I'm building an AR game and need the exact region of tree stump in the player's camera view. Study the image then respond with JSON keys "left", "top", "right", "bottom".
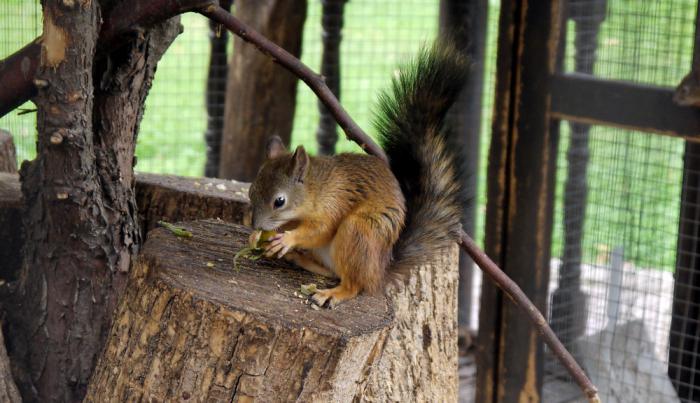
{"left": 135, "top": 173, "right": 251, "bottom": 232}
{"left": 0, "top": 130, "right": 16, "bottom": 174}
{"left": 86, "top": 219, "right": 459, "bottom": 402}
{"left": 0, "top": 172, "right": 25, "bottom": 281}
{"left": 0, "top": 329, "right": 21, "bottom": 403}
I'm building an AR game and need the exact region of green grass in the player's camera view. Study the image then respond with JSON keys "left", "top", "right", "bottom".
{"left": 0, "top": 0, "right": 696, "bottom": 271}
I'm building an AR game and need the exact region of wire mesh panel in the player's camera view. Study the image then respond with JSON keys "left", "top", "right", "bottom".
{"left": 292, "top": 0, "right": 440, "bottom": 155}
{"left": 563, "top": 0, "right": 696, "bottom": 85}
{"left": 547, "top": 0, "right": 699, "bottom": 402}
{"left": 547, "top": 124, "right": 685, "bottom": 402}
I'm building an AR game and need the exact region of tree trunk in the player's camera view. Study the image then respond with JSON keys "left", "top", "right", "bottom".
{"left": 315, "top": 0, "right": 346, "bottom": 156}
{"left": 218, "top": 0, "right": 307, "bottom": 181}
{"left": 86, "top": 220, "right": 459, "bottom": 402}
{"left": 6, "top": 1, "right": 181, "bottom": 401}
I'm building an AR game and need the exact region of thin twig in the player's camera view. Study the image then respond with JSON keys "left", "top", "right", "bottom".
{"left": 198, "top": 5, "right": 388, "bottom": 164}
{"left": 202, "top": 5, "right": 598, "bottom": 402}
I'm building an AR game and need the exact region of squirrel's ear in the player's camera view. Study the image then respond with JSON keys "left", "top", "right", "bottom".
{"left": 290, "top": 145, "right": 309, "bottom": 182}
{"left": 266, "top": 136, "right": 287, "bottom": 159}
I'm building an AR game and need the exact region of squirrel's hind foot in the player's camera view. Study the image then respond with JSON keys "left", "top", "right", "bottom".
{"left": 310, "top": 285, "right": 359, "bottom": 309}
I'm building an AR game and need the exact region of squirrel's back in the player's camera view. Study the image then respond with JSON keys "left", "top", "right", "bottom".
{"left": 374, "top": 41, "right": 468, "bottom": 275}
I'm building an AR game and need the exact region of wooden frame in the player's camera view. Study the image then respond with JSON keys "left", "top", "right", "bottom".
{"left": 477, "top": 1, "right": 563, "bottom": 401}
{"left": 480, "top": 0, "right": 700, "bottom": 401}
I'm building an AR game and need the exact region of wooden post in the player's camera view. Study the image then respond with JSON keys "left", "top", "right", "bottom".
{"left": 477, "top": 1, "right": 562, "bottom": 402}
{"left": 204, "top": 0, "right": 233, "bottom": 178}
{"left": 315, "top": 0, "right": 346, "bottom": 156}
{"left": 550, "top": 0, "right": 606, "bottom": 350}
{"left": 439, "top": 0, "right": 488, "bottom": 333}
{"left": 85, "top": 220, "right": 459, "bottom": 402}
{"left": 669, "top": 2, "right": 700, "bottom": 398}
{"left": 218, "top": 0, "right": 307, "bottom": 181}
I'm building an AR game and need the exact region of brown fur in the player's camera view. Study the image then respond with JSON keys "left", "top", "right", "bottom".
{"left": 249, "top": 148, "right": 405, "bottom": 307}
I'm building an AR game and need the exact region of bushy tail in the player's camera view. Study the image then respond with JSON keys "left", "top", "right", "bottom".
{"left": 374, "top": 41, "right": 468, "bottom": 275}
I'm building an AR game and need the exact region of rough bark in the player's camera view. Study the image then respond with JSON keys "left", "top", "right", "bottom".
{"left": 218, "top": 0, "right": 307, "bottom": 181}
{"left": 204, "top": 0, "right": 233, "bottom": 177}
{"left": 85, "top": 220, "right": 393, "bottom": 402}
{"left": 12, "top": 1, "right": 102, "bottom": 399}
{"left": 359, "top": 245, "right": 459, "bottom": 402}
{"left": 0, "top": 133, "right": 21, "bottom": 281}
{"left": 6, "top": 1, "right": 181, "bottom": 401}
{"left": 0, "top": 329, "right": 21, "bottom": 403}
{"left": 0, "top": 131, "right": 17, "bottom": 173}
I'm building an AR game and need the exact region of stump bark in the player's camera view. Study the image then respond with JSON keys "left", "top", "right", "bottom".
{"left": 0, "top": 329, "right": 20, "bottom": 403}
{"left": 0, "top": 130, "right": 16, "bottom": 174}
{"left": 86, "top": 220, "right": 459, "bottom": 402}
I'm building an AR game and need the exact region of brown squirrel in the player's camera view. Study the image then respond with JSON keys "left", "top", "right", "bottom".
{"left": 248, "top": 42, "right": 467, "bottom": 308}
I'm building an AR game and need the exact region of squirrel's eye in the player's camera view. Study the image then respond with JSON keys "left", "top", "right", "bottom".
{"left": 273, "top": 196, "right": 286, "bottom": 209}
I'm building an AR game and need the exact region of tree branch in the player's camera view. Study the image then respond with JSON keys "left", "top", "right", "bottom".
{"left": 201, "top": 5, "right": 599, "bottom": 402}
{"left": 0, "top": 0, "right": 214, "bottom": 118}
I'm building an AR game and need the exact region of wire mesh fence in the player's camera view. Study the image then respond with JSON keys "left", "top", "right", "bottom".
{"left": 547, "top": 1, "right": 698, "bottom": 402}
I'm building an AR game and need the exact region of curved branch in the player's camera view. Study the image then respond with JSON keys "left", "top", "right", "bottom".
{"left": 201, "top": 5, "right": 599, "bottom": 402}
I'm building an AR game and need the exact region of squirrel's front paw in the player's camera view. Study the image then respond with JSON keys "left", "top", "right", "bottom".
{"left": 264, "top": 231, "right": 295, "bottom": 258}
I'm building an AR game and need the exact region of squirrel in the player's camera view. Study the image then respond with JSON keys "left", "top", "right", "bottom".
{"left": 248, "top": 42, "right": 467, "bottom": 308}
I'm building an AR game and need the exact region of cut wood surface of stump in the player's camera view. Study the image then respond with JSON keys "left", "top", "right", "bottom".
{"left": 85, "top": 220, "right": 394, "bottom": 402}
{"left": 5, "top": 172, "right": 461, "bottom": 402}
